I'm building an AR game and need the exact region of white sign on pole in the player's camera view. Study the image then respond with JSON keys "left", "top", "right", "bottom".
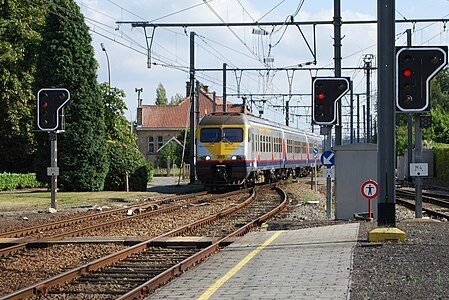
{"left": 323, "top": 168, "right": 335, "bottom": 179}
{"left": 409, "top": 163, "right": 428, "bottom": 177}
{"left": 47, "top": 167, "right": 59, "bottom": 176}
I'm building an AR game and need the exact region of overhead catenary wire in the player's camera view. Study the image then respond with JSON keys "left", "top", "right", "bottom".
{"left": 37, "top": 3, "right": 449, "bottom": 129}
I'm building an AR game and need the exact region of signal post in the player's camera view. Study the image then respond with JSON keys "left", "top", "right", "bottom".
{"left": 312, "top": 77, "right": 349, "bottom": 219}
{"left": 37, "top": 88, "right": 71, "bottom": 210}
{"left": 396, "top": 46, "right": 447, "bottom": 219}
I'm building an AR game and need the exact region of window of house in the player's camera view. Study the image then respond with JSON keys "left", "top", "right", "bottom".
{"left": 148, "top": 136, "right": 155, "bottom": 153}
{"left": 157, "top": 136, "right": 163, "bottom": 151}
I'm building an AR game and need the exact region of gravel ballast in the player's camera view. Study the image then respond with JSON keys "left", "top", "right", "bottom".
{"left": 1, "top": 182, "right": 448, "bottom": 299}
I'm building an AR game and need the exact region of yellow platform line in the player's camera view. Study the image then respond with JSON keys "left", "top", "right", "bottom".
{"left": 197, "top": 230, "right": 284, "bottom": 300}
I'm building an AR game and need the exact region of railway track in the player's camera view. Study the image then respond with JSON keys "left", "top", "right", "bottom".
{"left": 1, "top": 186, "right": 288, "bottom": 299}
{"left": 396, "top": 188, "right": 449, "bottom": 219}
{"left": 0, "top": 190, "right": 234, "bottom": 257}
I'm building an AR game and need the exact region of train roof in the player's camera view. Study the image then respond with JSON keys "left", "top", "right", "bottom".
{"left": 199, "top": 112, "right": 321, "bottom": 138}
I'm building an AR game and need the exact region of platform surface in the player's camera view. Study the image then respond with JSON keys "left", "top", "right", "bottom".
{"left": 147, "top": 223, "right": 359, "bottom": 299}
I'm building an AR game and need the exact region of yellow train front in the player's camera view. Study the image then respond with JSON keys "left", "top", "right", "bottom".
{"left": 196, "top": 112, "right": 323, "bottom": 188}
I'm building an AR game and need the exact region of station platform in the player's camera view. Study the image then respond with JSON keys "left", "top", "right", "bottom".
{"left": 147, "top": 223, "right": 359, "bottom": 299}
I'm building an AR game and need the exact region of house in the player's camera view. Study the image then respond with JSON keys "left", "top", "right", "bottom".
{"left": 135, "top": 85, "right": 245, "bottom": 164}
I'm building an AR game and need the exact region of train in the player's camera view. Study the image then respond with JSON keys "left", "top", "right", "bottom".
{"left": 196, "top": 112, "right": 323, "bottom": 188}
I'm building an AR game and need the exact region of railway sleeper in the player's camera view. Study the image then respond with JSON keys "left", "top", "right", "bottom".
{"left": 48, "top": 289, "right": 125, "bottom": 295}
{"left": 78, "top": 272, "right": 161, "bottom": 279}
{"left": 76, "top": 277, "right": 149, "bottom": 284}
{"left": 99, "top": 267, "right": 169, "bottom": 274}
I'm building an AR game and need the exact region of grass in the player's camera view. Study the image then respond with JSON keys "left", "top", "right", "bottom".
{"left": 300, "top": 188, "right": 321, "bottom": 203}
{"left": 0, "top": 190, "right": 156, "bottom": 211}
{"left": 408, "top": 274, "right": 420, "bottom": 282}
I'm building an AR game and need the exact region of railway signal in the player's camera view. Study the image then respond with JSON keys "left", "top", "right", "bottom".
{"left": 396, "top": 46, "right": 448, "bottom": 112}
{"left": 312, "top": 77, "right": 350, "bottom": 125}
{"left": 37, "top": 88, "right": 70, "bottom": 131}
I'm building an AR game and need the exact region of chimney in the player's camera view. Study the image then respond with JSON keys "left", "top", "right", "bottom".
{"left": 136, "top": 102, "right": 143, "bottom": 126}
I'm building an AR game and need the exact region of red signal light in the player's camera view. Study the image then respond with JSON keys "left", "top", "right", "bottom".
{"left": 318, "top": 93, "right": 325, "bottom": 100}
{"left": 403, "top": 69, "right": 412, "bottom": 77}
{"left": 42, "top": 102, "right": 48, "bottom": 108}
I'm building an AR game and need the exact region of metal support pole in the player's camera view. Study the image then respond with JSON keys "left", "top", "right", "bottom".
{"left": 195, "top": 80, "right": 200, "bottom": 126}
{"left": 350, "top": 80, "right": 354, "bottom": 143}
{"left": 213, "top": 91, "right": 216, "bottom": 113}
{"left": 325, "top": 126, "right": 332, "bottom": 219}
{"left": 357, "top": 95, "right": 360, "bottom": 143}
{"left": 334, "top": 0, "right": 342, "bottom": 145}
{"left": 285, "top": 100, "right": 290, "bottom": 126}
{"left": 189, "top": 31, "right": 196, "bottom": 184}
{"left": 365, "top": 58, "right": 372, "bottom": 143}
{"left": 377, "top": 0, "right": 396, "bottom": 226}
{"left": 415, "top": 117, "right": 423, "bottom": 218}
{"left": 406, "top": 29, "right": 413, "bottom": 184}
{"left": 223, "top": 63, "right": 227, "bottom": 112}
{"left": 362, "top": 105, "right": 366, "bottom": 142}
{"left": 50, "top": 132, "right": 57, "bottom": 210}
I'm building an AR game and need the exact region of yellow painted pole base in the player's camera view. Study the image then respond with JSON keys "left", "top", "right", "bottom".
{"left": 368, "top": 227, "right": 406, "bottom": 243}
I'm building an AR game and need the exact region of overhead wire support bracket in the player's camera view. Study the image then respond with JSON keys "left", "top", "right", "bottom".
{"left": 142, "top": 26, "right": 156, "bottom": 68}
{"left": 295, "top": 24, "right": 317, "bottom": 65}
{"left": 233, "top": 69, "right": 243, "bottom": 98}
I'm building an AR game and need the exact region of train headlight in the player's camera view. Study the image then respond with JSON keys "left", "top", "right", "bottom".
{"left": 231, "top": 155, "right": 245, "bottom": 160}
{"left": 205, "top": 155, "right": 211, "bottom": 160}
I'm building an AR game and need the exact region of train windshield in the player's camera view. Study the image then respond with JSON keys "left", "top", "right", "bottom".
{"left": 200, "top": 128, "right": 221, "bottom": 143}
{"left": 223, "top": 128, "right": 243, "bottom": 142}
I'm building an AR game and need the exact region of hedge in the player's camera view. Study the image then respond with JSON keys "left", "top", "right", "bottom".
{"left": 0, "top": 173, "right": 42, "bottom": 191}
{"left": 434, "top": 144, "right": 449, "bottom": 183}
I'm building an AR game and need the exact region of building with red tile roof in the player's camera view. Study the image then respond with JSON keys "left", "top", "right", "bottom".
{"left": 136, "top": 86, "right": 245, "bottom": 164}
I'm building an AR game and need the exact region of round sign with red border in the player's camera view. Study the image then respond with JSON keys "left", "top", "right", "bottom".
{"left": 361, "top": 179, "right": 378, "bottom": 199}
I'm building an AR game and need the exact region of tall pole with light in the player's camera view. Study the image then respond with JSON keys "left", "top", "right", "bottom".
{"left": 100, "top": 43, "right": 111, "bottom": 87}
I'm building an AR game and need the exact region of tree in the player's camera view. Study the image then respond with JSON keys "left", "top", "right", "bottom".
{"left": 100, "top": 83, "right": 153, "bottom": 190}
{"left": 170, "top": 93, "right": 184, "bottom": 105}
{"left": 34, "top": 0, "right": 108, "bottom": 191}
{"left": 155, "top": 83, "right": 168, "bottom": 105}
{"left": 156, "top": 141, "right": 179, "bottom": 176}
{"left": 0, "top": 0, "right": 46, "bottom": 172}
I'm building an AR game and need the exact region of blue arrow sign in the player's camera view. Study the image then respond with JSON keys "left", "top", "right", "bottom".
{"left": 313, "top": 148, "right": 319, "bottom": 158}
{"left": 321, "top": 150, "right": 335, "bottom": 167}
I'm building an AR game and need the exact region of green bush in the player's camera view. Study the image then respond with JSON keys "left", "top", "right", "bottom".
{"left": 0, "top": 173, "right": 41, "bottom": 190}
{"left": 434, "top": 144, "right": 449, "bottom": 183}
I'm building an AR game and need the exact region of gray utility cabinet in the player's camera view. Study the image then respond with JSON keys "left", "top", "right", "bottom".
{"left": 334, "top": 143, "right": 378, "bottom": 220}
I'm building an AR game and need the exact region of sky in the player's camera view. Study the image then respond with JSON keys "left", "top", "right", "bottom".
{"left": 74, "top": 0, "right": 449, "bottom": 135}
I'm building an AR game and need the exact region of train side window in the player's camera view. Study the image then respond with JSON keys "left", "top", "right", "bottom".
{"left": 200, "top": 128, "right": 221, "bottom": 143}
{"left": 262, "top": 135, "right": 266, "bottom": 152}
{"left": 269, "top": 137, "right": 272, "bottom": 152}
{"left": 252, "top": 134, "right": 255, "bottom": 151}
{"left": 263, "top": 136, "right": 266, "bottom": 152}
